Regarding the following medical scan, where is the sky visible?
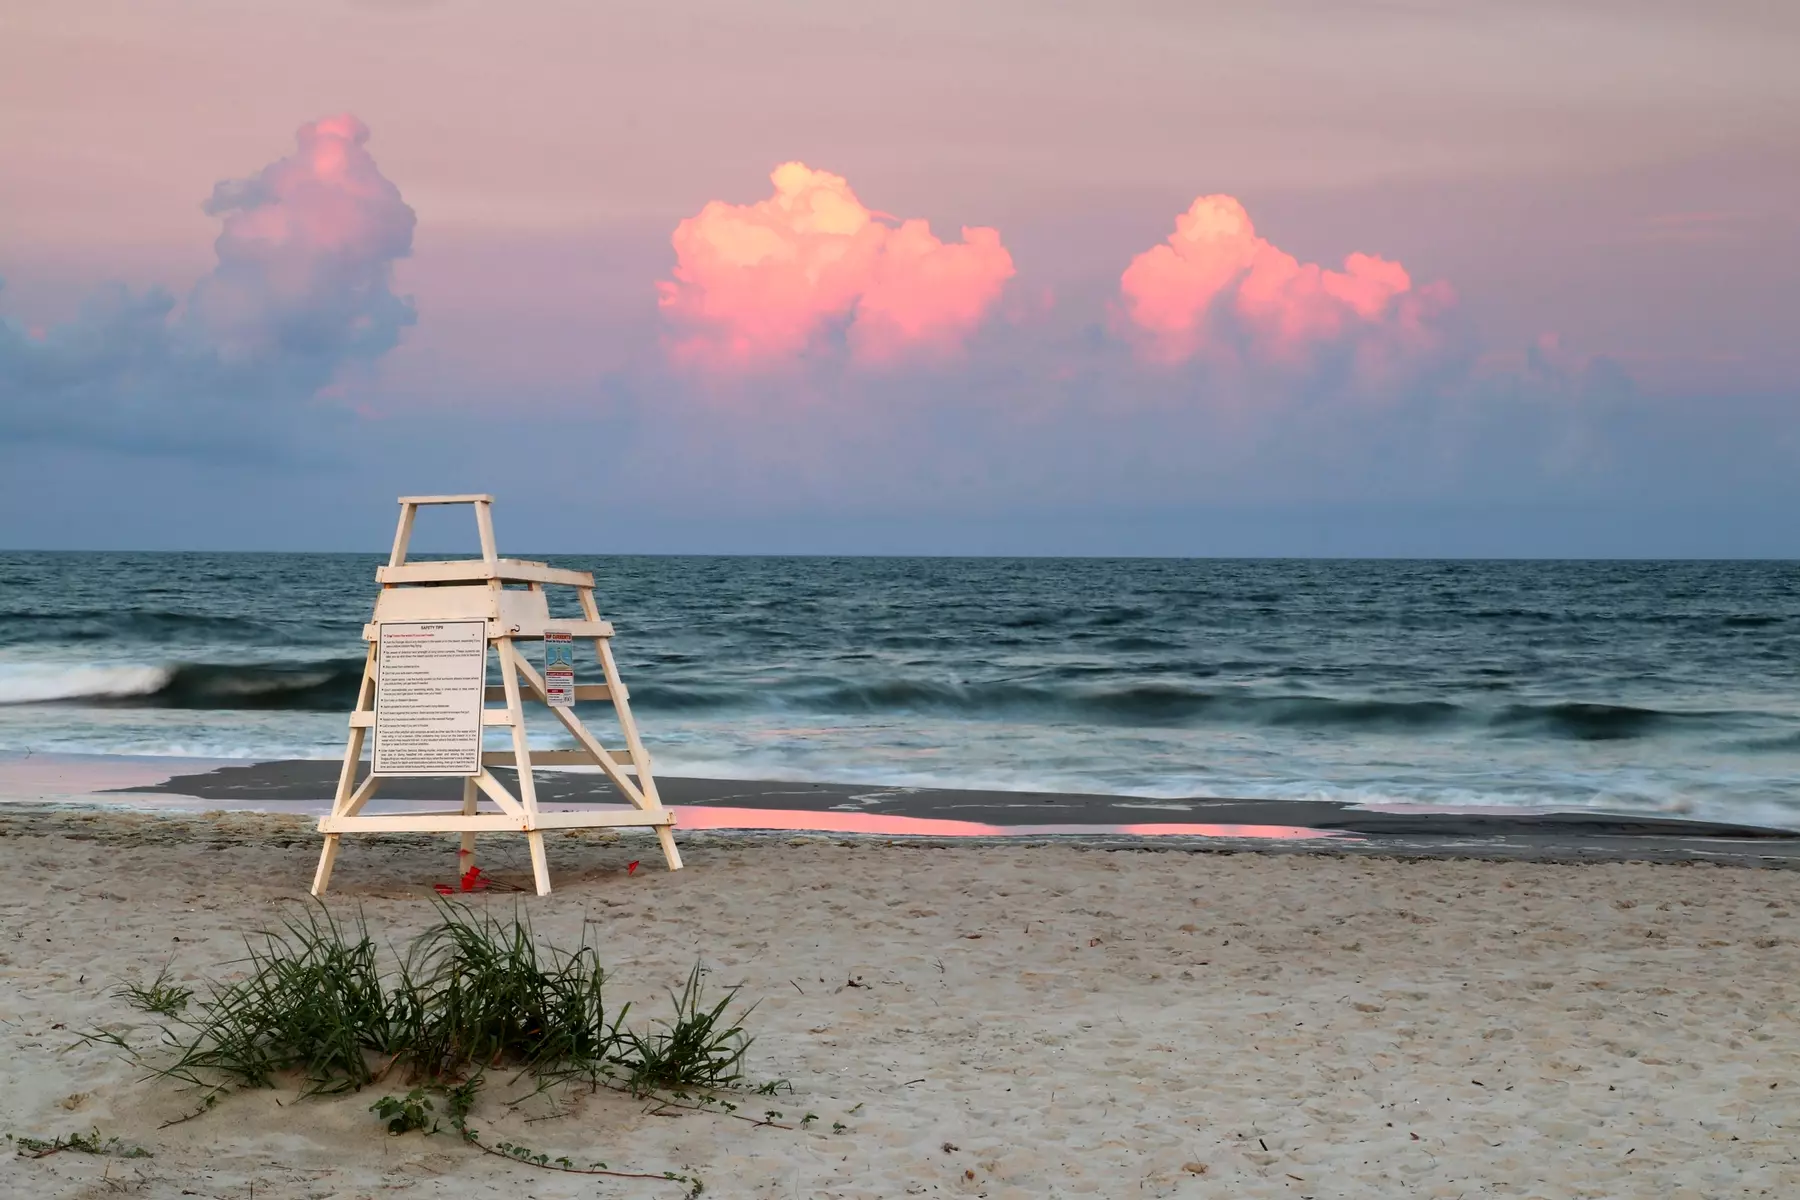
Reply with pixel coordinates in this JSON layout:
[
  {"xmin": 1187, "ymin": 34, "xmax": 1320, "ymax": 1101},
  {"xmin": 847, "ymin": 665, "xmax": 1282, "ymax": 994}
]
[{"xmin": 1, "ymin": 0, "xmax": 1796, "ymax": 556}]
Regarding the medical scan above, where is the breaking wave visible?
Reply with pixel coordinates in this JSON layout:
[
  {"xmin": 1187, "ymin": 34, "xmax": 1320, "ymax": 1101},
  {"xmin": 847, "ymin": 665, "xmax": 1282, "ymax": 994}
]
[
  {"xmin": 632, "ymin": 679, "xmax": 1722, "ymax": 740},
  {"xmin": 0, "ymin": 660, "xmax": 366, "ymax": 710}
]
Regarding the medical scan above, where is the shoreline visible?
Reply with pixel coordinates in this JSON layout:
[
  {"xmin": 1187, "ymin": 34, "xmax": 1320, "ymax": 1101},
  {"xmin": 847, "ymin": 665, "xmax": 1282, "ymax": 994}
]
[{"xmin": 5, "ymin": 752, "xmax": 1799, "ymax": 869}]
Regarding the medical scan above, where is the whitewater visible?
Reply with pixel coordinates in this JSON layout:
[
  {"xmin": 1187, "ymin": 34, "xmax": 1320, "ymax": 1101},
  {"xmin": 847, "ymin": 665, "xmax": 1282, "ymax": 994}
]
[{"xmin": 4, "ymin": 551, "xmax": 1799, "ymax": 828}]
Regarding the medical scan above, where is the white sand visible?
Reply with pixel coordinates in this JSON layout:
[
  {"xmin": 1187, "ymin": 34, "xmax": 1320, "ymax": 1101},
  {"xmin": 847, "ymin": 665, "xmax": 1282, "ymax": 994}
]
[{"xmin": 2, "ymin": 807, "xmax": 1798, "ymax": 1199}]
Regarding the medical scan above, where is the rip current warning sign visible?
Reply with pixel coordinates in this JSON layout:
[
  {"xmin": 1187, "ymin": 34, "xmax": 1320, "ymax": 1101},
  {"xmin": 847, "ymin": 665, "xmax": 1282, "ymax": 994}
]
[{"xmin": 543, "ymin": 631, "xmax": 575, "ymax": 708}]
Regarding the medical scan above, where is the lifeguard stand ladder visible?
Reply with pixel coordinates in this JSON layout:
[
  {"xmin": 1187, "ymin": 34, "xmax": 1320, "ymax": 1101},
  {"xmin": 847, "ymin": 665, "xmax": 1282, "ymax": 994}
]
[{"xmin": 310, "ymin": 494, "xmax": 681, "ymax": 897}]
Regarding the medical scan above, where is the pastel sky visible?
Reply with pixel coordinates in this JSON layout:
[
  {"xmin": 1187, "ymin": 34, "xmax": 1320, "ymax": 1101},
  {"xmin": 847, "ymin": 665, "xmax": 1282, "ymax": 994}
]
[{"xmin": 2, "ymin": 0, "xmax": 1796, "ymax": 554}]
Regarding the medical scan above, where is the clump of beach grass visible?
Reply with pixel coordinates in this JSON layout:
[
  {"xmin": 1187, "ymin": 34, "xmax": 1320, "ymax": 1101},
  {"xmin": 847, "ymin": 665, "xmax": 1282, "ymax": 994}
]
[
  {"xmin": 115, "ymin": 967, "xmax": 193, "ymax": 1018},
  {"xmin": 98, "ymin": 900, "xmax": 755, "ymax": 1099},
  {"xmin": 618, "ymin": 959, "xmax": 755, "ymax": 1095},
  {"xmin": 86, "ymin": 899, "xmax": 764, "ymax": 1192},
  {"xmin": 141, "ymin": 904, "xmax": 395, "ymax": 1096},
  {"xmin": 392, "ymin": 902, "xmax": 629, "ymax": 1089}
]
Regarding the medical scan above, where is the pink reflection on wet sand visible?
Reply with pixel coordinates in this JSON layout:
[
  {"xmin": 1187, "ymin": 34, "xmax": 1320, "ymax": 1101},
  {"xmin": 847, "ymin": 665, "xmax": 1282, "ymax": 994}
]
[
  {"xmin": 1115, "ymin": 822, "xmax": 1343, "ymax": 840},
  {"xmin": 673, "ymin": 806, "xmax": 1004, "ymax": 835},
  {"xmin": 672, "ymin": 805, "xmax": 1343, "ymax": 840}
]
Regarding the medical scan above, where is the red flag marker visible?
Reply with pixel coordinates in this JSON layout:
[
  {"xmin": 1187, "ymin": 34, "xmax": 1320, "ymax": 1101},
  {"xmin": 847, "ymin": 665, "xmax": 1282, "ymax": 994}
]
[{"xmin": 627, "ymin": 860, "xmax": 640, "ymax": 875}]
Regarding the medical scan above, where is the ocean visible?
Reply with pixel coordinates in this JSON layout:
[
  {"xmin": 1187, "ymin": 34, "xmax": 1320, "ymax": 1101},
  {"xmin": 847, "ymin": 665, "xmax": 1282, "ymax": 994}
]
[{"xmin": 2, "ymin": 552, "xmax": 1798, "ymax": 828}]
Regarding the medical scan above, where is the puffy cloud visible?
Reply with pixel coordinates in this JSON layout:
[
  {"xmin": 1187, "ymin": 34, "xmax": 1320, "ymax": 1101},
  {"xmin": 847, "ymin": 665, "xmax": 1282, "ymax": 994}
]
[
  {"xmin": 1119, "ymin": 195, "xmax": 1452, "ymax": 381},
  {"xmin": 657, "ymin": 162, "xmax": 1014, "ymax": 369},
  {"xmin": 192, "ymin": 114, "xmax": 416, "ymax": 367},
  {"xmin": 0, "ymin": 115, "xmax": 415, "ymax": 453}
]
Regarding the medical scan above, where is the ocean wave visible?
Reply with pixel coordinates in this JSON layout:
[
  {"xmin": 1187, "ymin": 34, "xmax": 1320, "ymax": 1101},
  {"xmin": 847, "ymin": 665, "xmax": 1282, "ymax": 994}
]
[
  {"xmin": 1088, "ymin": 635, "xmax": 1184, "ymax": 652},
  {"xmin": 1490, "ymin": 701, "xmax": 1687, "ymax": 741},
  {"xmin": 634, "ymin": 678, "xmax": 1718, "ymax": 740},
  {"xmin": 0, "ymin": 655, "xmax": 1754, "ymax": 742},
  {"xmin": 0, "ymin": 664, "xmax": 177, "ymax": 704},
  {"xmin": 0, "ymin": 609, "xmax": 286, "ymax": 645},
  {"xmin": 0, "ymin": 659, "xmax": 367, "ymax": 710},
  {"xmin": 0, "ymin": 613, "xmax": 361, "ymax": 654},
  {"xmin": 1726, "ymin": 731, "xmax": 1800, "ymax": 752}
]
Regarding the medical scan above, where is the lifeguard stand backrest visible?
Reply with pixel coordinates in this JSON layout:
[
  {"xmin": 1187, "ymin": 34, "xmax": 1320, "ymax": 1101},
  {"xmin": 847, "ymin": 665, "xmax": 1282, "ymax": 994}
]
[
  {"xmin": 387, "ymin": 493, "xmax": 499, "ymax": 571},
  {"xmin": 368, "ymin": 495, "xmax": 590, "ymax": 634}
]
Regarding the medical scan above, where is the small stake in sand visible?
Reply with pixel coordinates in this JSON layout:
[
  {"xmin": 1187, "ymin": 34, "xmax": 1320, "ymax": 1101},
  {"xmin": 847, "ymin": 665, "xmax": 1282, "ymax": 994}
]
[{"xmin": 311, "ymin": 494, "xmax": 682, "ymax": 896}]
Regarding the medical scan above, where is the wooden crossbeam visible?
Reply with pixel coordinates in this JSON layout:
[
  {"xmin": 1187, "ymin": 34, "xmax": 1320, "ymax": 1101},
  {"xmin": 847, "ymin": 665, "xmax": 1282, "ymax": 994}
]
[
  {"xmin": 482, "ymin": 749, "xmax": 635, "ymax": 768},
  {"xmin": 320, "ymin": 809, "xmax": 673, "ymax": 834},
  {"xmin": 484, "ymin": 684, "xmax": 612, "ymax": 702}
]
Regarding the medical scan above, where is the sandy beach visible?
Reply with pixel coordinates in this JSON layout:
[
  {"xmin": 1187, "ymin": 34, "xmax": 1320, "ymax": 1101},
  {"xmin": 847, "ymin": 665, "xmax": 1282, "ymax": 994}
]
[{"xmin": 3, "ymin": 801, "xmax": 1798, "ymax": 1199}]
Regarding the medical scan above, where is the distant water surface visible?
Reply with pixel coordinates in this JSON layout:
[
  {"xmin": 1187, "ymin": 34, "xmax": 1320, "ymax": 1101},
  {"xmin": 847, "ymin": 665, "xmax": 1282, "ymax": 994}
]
[{"xmin": 2, "ymin": 553, "xmax": 1798, "ymax": 827}]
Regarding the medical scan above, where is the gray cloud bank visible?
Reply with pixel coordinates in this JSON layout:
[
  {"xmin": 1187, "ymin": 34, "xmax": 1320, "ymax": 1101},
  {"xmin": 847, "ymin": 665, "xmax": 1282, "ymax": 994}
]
[{"xmin": 0, "ymin": 114, "xmax": 413, "ymax": 455}]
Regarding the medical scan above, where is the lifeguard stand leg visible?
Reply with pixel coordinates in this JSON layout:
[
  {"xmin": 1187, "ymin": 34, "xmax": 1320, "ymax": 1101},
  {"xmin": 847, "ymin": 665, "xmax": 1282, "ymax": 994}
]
[
  {"xmin": 497, "ymin": 634, "xmax": 554, "ymax": 896},
  {"xmin": 526, "ymin": 834, "xmax": 551, "ymax": 897},
  {"xmin": 579, "ymin": 588, "xmax": 682, "ymax": 872},
  {"xmin": 314, "ymin": 642, "xmax": 378, "ymax": 896},
  {"xmin": 459, "ymin": 776, "xmax": 478, "ymax": 874},
  {"xmin": 312, "ymin": 836, "xmax": 341, "ymax": 895},
  {"xmin": 598, "ymin": 637, "xmax": 683, "ymax": 872}
]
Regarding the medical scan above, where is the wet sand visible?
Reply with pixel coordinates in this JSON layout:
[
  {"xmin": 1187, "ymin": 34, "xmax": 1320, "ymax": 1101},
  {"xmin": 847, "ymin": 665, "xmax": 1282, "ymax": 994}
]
[{"xmin": 92, "ymin": 755, "xmax": 1800, "ymax": 869}]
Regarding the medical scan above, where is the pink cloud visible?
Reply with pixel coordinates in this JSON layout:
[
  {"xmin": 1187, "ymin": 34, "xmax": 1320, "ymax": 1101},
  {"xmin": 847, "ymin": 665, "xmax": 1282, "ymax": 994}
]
[
  {"xmin": 657, "ymin": 162, "xmax": 1014, "ymax": 369},
  {"xmin": 1119, "ymin": 195, "xmax": 1452, "ymax": 375},
  {"xmin": 191, "ymin": 113, "xmax": 416, "ymax": 362}
]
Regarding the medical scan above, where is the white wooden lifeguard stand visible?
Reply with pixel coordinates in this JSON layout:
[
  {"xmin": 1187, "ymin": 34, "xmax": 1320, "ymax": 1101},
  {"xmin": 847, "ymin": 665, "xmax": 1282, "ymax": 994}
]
[{"xmin": 311, "ymin": 495, "xmax": 681, "ymax": 897}]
